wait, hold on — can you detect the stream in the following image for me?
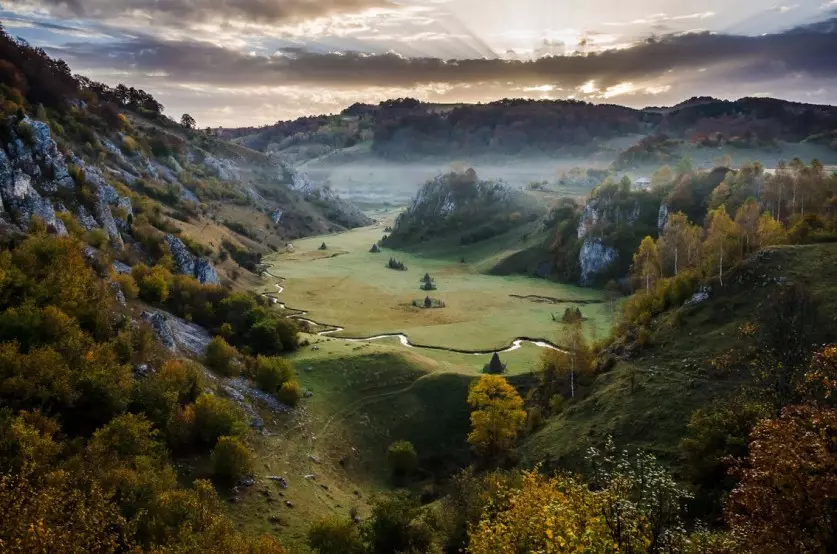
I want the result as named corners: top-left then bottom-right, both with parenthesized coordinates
top-left (263, 278), bottom-right (566, 356)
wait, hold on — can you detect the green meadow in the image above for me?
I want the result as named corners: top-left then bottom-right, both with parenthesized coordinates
top-left (263, 218), bottom-right (612, 374)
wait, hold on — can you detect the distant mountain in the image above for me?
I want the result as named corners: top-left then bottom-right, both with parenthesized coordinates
top-left (222, 96), bottom-right (837, 168)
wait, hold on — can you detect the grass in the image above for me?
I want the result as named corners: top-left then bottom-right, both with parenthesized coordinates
top-left (521, 243), bottom-right (837, 471)
top-left (264, 219), bottom-right (611, 363)
top-left (224, 344), bottom-right (474, 551)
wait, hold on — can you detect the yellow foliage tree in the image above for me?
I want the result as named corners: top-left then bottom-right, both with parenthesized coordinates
top-left (467, 375), bottom-right (526, 459)
top-left (469, 471), bottom-right (643, 554)
top-left (657, 211), bottom-right (702, 276)
top-left (631, 236), bottom-right (661, 293)
top-left (702, 206), bottom-right (740, 286)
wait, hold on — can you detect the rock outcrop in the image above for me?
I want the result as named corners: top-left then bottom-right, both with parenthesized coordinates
top-left (204, 155), bottom-right (240, 182)
top-left (165, 234), bottom-right (220, 285)
top-left (658, 203), bottom-right (669, 229)
top-left (579, 239), bottom-right (619, 285)
top-left (0, 151), bottom-right (67, 235)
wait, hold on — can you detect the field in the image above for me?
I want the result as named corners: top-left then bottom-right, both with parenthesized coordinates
top-left (262, 215), bottom-right (612, 374)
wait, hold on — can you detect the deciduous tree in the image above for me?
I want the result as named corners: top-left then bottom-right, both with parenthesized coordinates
top-left (467, 375), bottom-right (525, 459)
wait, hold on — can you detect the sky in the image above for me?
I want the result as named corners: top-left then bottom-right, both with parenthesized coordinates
top-left (2, 0), bottom-right (837, 127)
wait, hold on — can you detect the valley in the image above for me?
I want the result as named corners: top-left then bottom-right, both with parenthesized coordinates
top-left (260, 212), bottom-right (611, 374)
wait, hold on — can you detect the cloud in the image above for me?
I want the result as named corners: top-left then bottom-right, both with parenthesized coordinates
top-left (49, 19), bottom-right (837, 92)
top-left (7, 0), bottom-right (393, 24)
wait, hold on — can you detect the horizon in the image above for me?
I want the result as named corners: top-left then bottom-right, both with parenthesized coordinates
top-left (220, 93), bottom-right (837, 131)
top-left (3, 0), bottom-right (837, 127)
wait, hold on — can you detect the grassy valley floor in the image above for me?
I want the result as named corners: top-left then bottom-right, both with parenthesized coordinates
top-left (262, 218), bottom-right (612, 374)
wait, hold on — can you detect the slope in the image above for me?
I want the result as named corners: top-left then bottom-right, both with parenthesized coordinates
top-left (521, 243), bottom-right (837, 469)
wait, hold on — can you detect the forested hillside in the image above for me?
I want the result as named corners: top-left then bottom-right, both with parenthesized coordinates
top-left (224, 96), bottom-right (837, 166)
top-left (0, 25), bottom-right (368, 552)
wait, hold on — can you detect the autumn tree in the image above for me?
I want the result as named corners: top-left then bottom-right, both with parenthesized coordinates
top-left (702, 206), bottom-right (739, 286)
top-left (726, 346), bottom-right (837, 553)
top-left (631, 236), bottom-right (661, 293)
top-left (734, 198), bottom-right (761, 257)
top-left (656, 211), bottom-right (701, 276)
top-left (466, 375), bottom-right (526, 460)
top-left (756, 213), bottom-right (787, 247)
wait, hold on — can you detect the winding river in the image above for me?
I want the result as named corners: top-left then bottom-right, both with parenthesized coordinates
top-left (263, 278), bottom-right (566, 356)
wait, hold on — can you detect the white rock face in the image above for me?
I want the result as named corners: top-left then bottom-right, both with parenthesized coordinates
top-left (0, 150), bottom-right (66, 235)
top-left (165, 234), bottom-right (220, 285)
top-left (577, 196), bottom-right (641, 239)
top-left (204, 155), bottom-right (240, 182)
top-left (271, 209), bottom-right (283, 224)
top-left (658, 203), bottom-right (669, 229)
top-left (579, 238), bottom-right (618, 285)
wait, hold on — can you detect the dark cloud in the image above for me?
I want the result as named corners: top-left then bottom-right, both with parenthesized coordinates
top-left (49, 19), bottom-right (837, 91)
top-left (8, 0), bottom-right (391, 23)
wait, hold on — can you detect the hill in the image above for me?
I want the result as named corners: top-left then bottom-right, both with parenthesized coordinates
top-left (382, 169), bottom-right (546, 249)
top-left (0, 26), bottom-right (369, 288)
top-left (223, 97), bottom-right (837, 171)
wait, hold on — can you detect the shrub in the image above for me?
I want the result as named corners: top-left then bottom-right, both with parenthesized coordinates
top-left (85, 228), bottom-right (108, 248)
top-left (211, 436), bottom-right (253, 483)
top-left (387, 440), bottom-right (418, 480)
top-left (253, 356), bottom-right (294, 395)
top-left (121, 135), bottom-right (140, 155)
top-left (138, 266), bottom-right (171, 303)
top-left (192, 394), bottom-right (245, 447)
top-left (205, 336), bottom-right (238, 377)
top-left (277, 380), bottom-right (302, 407)
top-left (307, 517), bottom-right (365, 554)
top-left (15, 120), bottom-right (35, 147)
top-left (115, 273), bottom-right (138, 300)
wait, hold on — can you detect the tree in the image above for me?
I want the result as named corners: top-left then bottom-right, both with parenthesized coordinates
top-left (757, 213), bottom-right (787, 247)
top-left (651, 165), bottom-right (674, 189)
top-left (702, 206), bottom-right (739, 286)
top-left (631, 236), bottom-right (661, 293)
top-left (726, 346), bottom-right (837, 554)
top-left (561, 320), bottom-right (593, 399)
top-left (656, 212), bottom-right (701, 276)
top-left (466, 375), bottom-right (526, 459)
top-left (485, 352), bottom-right (505, 374)
top-left (180, 113), bottom-right (196, 128)
top-left (734, 198), bottom-right (761, 257)
top-left (212, 436), bottom-right (253, 484)
top-left (386, 440), bottom-right (418, 481)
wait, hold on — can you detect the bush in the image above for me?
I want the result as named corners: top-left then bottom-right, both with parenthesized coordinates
top-left (121, 135), bottom-right (140, 155)
top-left (277, 380), bottom-right (302, 407)
top-left (85, 228), bottom-right (108, 248)
top-left (114, 273), bottom-right (138, 300)
top-left (253, 356), bottom-right (294, 395)
top-left (387, 440), bottom-right (418, 481)
top-left (138, 266), bottom-right (171, 303)
top-left (192, 394), bottom-right (245, 447)
top-left (308, 517), bottom-right (364, 554)
top-left (204, 336), bottom-right (239, 377)
top-left (211, 436), bottom-right (253, 483)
